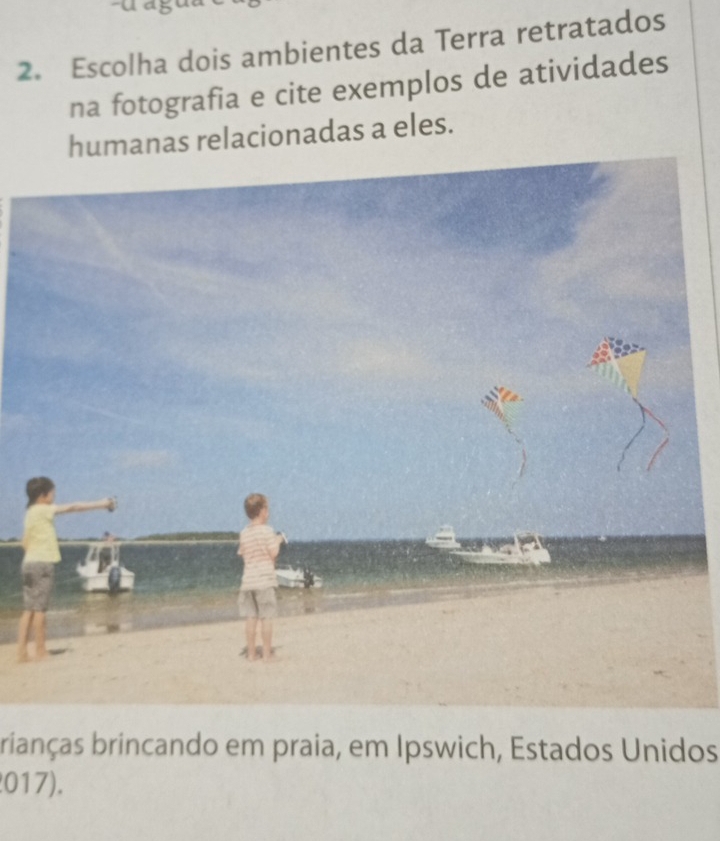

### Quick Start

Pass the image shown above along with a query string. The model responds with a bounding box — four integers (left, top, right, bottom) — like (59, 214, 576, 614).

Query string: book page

(0, 1, 718, 837)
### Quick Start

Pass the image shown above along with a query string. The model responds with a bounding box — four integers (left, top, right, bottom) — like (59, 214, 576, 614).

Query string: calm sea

(0, 536, 707, 643)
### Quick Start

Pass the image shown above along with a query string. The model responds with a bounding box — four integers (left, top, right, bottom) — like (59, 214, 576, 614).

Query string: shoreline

(0, 571, 715, 706)
(0, 566, 709, 645)
(0, 533, 708, 547)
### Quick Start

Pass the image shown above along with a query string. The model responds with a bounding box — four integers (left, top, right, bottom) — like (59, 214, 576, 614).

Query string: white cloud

(0, 412, 33, 434)
(338, 338, 439, 383)
(115, 449, 176, 470)
(535, 159, 685, 323)
(10, 162, 691, 409)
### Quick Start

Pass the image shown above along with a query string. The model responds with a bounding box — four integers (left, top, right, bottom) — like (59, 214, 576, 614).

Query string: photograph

(0, 159, 715, 706)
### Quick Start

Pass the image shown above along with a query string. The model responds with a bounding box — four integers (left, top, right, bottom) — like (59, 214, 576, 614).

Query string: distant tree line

(134, 532, 238, 541)
(1, 532, 239, 543)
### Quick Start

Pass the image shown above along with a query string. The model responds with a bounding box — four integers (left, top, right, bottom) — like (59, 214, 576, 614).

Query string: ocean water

(0, 536, 707, 643)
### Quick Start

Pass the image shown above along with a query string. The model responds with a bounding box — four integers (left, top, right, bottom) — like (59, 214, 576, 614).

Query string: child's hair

(244, 493, 268, 519)
(26, 476, 55, 507)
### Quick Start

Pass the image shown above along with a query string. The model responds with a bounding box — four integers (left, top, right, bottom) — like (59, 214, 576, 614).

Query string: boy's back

(238, 493, 283, 662)
(239, 522, 278, 591)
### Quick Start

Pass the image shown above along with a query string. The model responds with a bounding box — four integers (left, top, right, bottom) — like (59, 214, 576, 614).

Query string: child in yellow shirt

(18, 477, 115, 662)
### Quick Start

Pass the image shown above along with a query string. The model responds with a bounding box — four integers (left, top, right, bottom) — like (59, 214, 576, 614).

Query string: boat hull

(425, 539, 461, 550)
(452, 549, 550, 565)
(79, 569, 135, 592)
(276, 568, 323, 589)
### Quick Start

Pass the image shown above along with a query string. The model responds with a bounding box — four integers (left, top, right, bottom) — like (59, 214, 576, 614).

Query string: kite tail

(617, 401, 647, 471)
(641, 404, 670, 471)
(509, 431, 527, 481)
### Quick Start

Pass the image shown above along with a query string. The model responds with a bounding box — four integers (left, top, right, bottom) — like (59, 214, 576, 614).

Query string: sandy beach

(0, 573, 716, 707)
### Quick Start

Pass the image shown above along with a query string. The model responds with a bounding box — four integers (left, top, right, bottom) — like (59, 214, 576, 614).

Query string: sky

(0, 159, 705, 539)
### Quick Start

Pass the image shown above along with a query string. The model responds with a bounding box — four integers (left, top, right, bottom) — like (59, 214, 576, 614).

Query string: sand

(0, 574, 716, 706)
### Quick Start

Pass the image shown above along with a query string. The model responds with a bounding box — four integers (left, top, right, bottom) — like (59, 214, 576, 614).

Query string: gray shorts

(238, 588, 277, 619)
(22, 562, 55, 612)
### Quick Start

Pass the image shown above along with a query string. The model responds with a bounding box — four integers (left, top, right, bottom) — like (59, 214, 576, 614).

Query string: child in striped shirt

(238, 493, 286, 663)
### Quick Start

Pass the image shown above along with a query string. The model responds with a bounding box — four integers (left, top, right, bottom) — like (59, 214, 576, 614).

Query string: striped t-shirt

(238, 524, 277, 591)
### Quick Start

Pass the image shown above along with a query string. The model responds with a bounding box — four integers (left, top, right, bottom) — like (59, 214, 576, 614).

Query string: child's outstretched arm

(55, 498, 116, 515)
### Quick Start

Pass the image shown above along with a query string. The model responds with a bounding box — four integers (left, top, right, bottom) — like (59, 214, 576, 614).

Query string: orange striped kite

(482, 385, 527, 480)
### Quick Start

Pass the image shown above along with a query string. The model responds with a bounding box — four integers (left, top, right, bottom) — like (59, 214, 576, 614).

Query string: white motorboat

(76, 541, 135, 593)
(276, 565, 323, 589)
(425, 525, 461, 550)
(452, 532, 551, 565)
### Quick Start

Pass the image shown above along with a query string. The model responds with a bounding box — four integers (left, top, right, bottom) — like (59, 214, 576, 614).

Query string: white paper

(0, 1, 718, 838)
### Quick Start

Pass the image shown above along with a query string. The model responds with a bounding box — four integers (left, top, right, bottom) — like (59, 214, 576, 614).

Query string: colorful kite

(482, 385, 527, 479)
(587, 337, 669, 471)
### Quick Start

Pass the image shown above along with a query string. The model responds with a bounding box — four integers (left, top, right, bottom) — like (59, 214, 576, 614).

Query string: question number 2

(18, 61, 40, 81)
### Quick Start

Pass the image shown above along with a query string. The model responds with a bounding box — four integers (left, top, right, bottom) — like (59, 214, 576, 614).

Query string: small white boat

(425, 526, 461, 550)
(76, 541, 135, 593)
(452, 532, 551, 565)
(276, 565, 323, 589)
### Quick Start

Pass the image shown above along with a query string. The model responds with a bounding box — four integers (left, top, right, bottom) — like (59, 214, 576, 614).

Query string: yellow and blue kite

(588, 337, 669, 471)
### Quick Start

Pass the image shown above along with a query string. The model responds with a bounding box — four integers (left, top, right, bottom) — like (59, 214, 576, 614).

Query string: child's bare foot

(17, 651, 29, 664)
(35, 650, 48, 661)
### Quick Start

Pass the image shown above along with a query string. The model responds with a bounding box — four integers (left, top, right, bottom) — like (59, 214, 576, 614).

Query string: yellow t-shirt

(23, 504, 61, 563)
